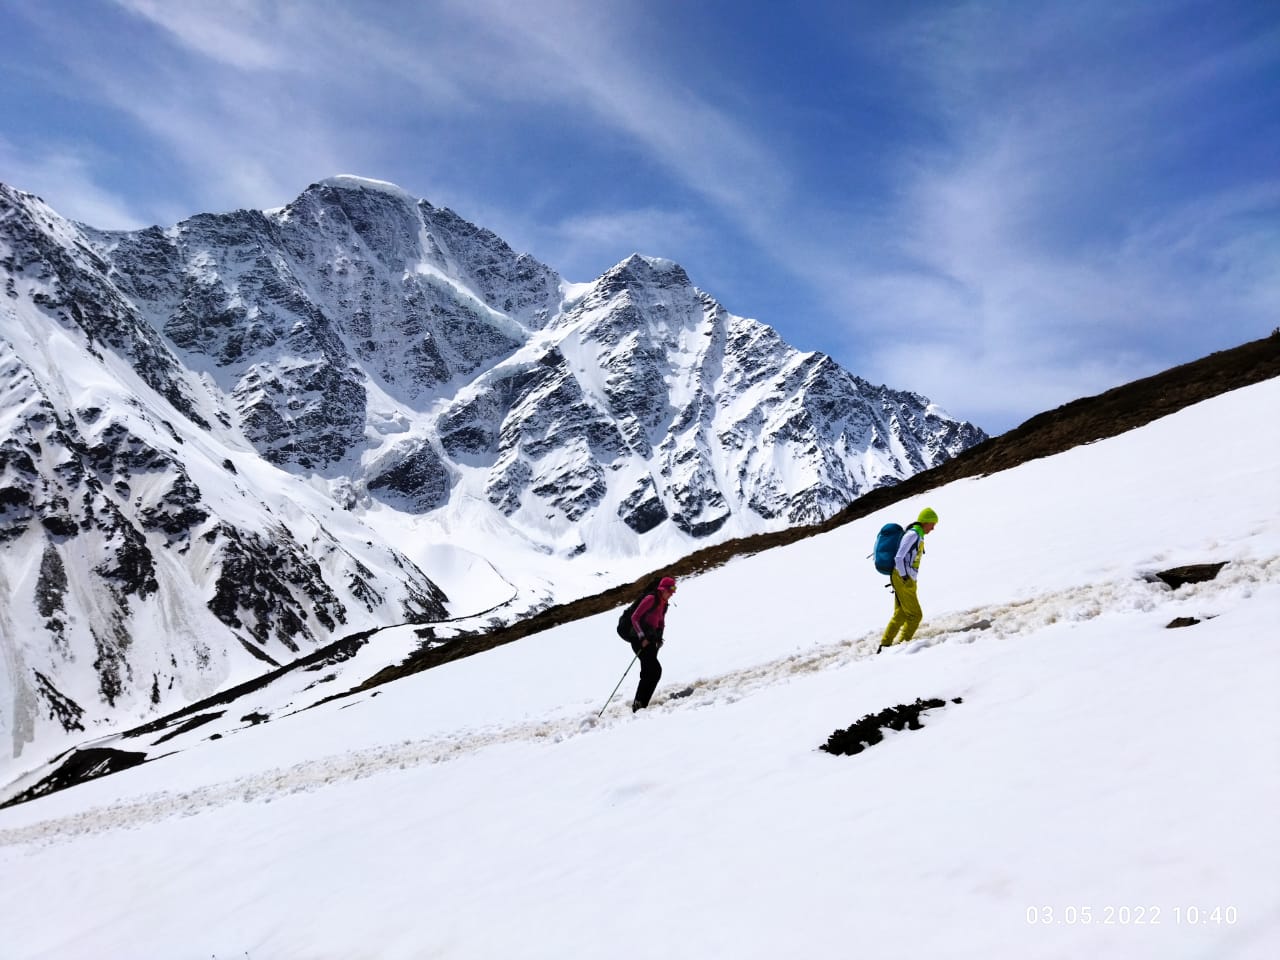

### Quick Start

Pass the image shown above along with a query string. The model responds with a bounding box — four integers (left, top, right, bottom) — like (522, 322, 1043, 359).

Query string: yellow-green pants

(882, 570, 922, 646)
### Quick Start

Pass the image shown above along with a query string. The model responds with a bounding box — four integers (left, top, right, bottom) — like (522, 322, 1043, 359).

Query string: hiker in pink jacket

(629, 576, 677, 711)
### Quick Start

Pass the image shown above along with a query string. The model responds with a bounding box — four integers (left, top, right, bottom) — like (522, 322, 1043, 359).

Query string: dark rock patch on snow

(152, 711, 226, 745)
(0, 747, 147, 809)
(1153, 562, 1228, 589)
(820, 697, 962, 757)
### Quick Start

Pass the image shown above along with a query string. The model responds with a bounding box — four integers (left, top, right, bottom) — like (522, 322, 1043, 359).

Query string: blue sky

(2, 0, 1277, 433)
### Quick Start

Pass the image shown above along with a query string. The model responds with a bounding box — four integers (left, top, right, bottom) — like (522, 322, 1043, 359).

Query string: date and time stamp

(1025, 904, 1239, 927)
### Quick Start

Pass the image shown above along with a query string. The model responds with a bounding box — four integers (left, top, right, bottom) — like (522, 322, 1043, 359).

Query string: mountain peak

(312, 174, 417, 203)
(597, 253, 692, 294)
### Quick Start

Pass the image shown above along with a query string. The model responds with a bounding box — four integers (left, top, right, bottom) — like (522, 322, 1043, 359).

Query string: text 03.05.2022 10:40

(1025, 906, 1238, 926)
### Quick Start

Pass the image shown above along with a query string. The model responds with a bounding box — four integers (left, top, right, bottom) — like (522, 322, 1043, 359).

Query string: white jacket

(894, 526, 925, 580)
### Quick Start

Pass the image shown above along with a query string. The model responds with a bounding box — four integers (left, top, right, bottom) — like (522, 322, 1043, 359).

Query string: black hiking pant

(630, 637, 663, 710)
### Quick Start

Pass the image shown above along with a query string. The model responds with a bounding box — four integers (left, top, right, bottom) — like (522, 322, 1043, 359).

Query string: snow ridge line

(2, 558, 1270, 847)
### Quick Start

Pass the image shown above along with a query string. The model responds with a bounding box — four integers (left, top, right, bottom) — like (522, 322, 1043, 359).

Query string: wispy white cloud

(832, 139, 1280, 429)
(410, 0, 795, 226)
(112, 0, 292, 71)
(543, 207, 711, 281)
(32, 0, 789, 230)
(17, 5, 363, 214)
(114, 0, 480, 107)
(780, 3, 1280, 431)
(4, 0, 1275, 435)
(0, 137, 150, 229)
(6, 0, 790, 289)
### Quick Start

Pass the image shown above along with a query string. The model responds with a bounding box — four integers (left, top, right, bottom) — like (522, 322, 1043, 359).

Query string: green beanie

(918, 507, 939, 525)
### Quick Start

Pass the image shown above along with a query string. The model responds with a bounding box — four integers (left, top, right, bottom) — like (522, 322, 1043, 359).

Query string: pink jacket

(630, 592, 668, 638)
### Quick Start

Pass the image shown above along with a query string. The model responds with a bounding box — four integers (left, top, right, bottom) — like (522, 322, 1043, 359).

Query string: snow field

(0, 377, 1276, 959)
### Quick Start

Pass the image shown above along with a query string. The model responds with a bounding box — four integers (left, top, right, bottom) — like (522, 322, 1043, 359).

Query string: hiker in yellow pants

(881, 508, 938, 650)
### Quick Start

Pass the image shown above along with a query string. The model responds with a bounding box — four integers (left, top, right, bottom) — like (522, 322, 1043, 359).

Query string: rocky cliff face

(90, 179, 563, 473)
(0, 176, 984, 763)
(446, 252, 984, 544)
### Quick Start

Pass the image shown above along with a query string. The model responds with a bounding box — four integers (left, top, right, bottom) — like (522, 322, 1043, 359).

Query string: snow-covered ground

(1, 378, 1277, 959)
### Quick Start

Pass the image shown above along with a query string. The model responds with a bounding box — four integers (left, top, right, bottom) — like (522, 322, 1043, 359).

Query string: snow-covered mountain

(0, 175, 985, 762)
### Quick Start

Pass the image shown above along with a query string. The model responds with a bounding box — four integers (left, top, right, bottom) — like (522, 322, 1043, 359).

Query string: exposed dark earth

(819, 697, 964, 757)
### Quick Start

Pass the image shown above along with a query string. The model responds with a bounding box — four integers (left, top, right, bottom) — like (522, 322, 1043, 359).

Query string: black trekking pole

(597, 655, 638, 718)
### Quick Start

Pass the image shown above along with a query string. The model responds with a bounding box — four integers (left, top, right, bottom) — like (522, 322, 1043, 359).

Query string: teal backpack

(872, 523, 908, 574)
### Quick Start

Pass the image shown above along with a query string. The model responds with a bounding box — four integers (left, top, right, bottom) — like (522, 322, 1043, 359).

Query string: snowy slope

(0, 376, 1275, 959)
